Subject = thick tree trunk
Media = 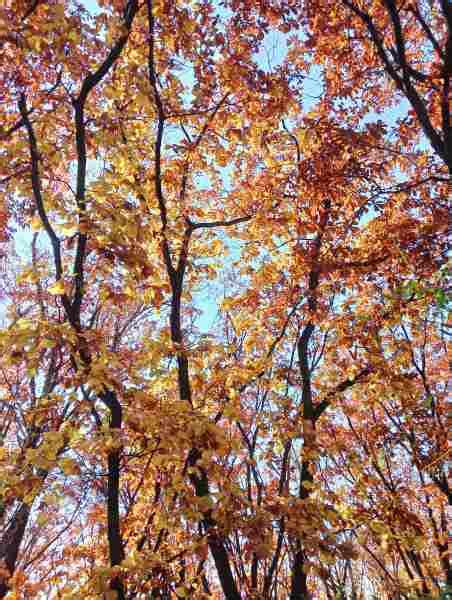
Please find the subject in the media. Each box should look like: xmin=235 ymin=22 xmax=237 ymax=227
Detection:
xmin=0 ymin=503 xmax=30 ymax=598
xmin=290 ymin=548 xmax=311 ymax=600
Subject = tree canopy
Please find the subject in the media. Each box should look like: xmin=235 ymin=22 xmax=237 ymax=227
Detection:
xmin=0 ymin=0 xmax=449 ymax=599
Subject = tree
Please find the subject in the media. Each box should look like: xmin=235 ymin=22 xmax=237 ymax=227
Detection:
xmin=0 ymin=0 xmax=448 ymax=598
xmin=290 ymin=0 xmax=451 ymax=173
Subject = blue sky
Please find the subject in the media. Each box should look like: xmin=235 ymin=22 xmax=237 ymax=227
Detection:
xmin=10 ymin=0 xmax=411 ymax=335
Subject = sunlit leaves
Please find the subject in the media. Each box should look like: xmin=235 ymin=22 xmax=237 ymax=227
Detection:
xmin=0 ymin=0 xmax=448 ymax=599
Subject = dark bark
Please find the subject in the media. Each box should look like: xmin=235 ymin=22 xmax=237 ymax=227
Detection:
xmin=0 ymin=503 xmax=30 ymax=598
xmin=102 ymin=390 xmax=125 ymax=600
xmin=342 ymin=0 xmax=452 ymax=173
xmin=289 ymin=316 xmax=317 ymax=600
xmin=290 ymin=548 xmax=310 ymax=600
xmin=290 ymin=202 xmax=329 ymax=600
xmin=186 ymin=448 xmax=241 ymax=600
xmin=145 ymin=2 xmax=241 ymax=595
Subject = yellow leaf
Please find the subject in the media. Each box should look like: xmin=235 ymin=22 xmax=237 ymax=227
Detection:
xmin=41 ymin=338 xmax=56 ymax=349
xmin=274 ymin=440 xmax=284 ymax=454
xmin=302 ymin=480 xmax=315 ymax=490
xmin=48 ymin=280 xmax=65 ymax=295
xmin=210 ymin=239 xmax=223 ymax=255
xmin=43 ymin=493 xmax=59 ymax=506
xmin=67 ymin=30 xmax=79 ymax=43
xmin=30 ymin=215 xmax=42 ymax=230
xmin=222 ymin=298 xmax=233 ymax=310
xmin=16 ymin=318 xmax=32 ymax=329
xmin=60 ymin=458 xmax=79 ymax=476
xmin=59 ymin=223 xmax=77 ymax=236
xmin=36 ymin=513 xmax=48 ymax=527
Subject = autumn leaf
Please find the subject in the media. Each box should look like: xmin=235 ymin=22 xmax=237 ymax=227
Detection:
xmin=47 ymin=280 xmax=66 ymax=295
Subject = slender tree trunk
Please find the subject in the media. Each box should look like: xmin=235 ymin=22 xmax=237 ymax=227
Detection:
xmin=102 ymin=389 xmax=126 ymax=600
